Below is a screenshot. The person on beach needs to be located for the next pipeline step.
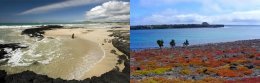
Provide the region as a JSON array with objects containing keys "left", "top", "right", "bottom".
[{"left": 72, "top": 33, "right": 75, "bottom": 39}]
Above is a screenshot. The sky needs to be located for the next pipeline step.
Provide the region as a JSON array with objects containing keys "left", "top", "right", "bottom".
[
  {"left": 131, "top": 0, "right": 260, "bottom": 25},
  {"left": 0, "top": 0, "right": 129, "bottom": 23}
]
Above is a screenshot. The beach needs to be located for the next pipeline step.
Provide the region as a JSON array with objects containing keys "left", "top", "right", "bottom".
[
  {"left": 44, "top": 27, "right": 129, "bottom": 80},
  {"left": 0, "top": 24, "right": 130, "bottom": 81}
]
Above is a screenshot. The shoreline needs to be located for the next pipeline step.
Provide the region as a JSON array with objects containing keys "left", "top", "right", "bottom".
[{"left": 131, "top": 39, "right": 260, "bottom": 51}]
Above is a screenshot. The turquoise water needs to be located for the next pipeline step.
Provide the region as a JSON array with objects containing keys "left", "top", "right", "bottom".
[{"left": 130, "top": 25, "right": 260, "bottom": 49}]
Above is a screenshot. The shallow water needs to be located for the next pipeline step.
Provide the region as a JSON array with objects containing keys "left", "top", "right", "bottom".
[
  {"left": 130, "top": 25, "right": 260, "bottom": 49},
  {"left": 0, "top": 29, "right": 104, "bottom": 80}
]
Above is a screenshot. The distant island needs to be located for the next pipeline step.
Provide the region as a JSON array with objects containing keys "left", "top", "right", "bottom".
[{"left": 131, "top": 22, "right": 224, "bottom": 30}]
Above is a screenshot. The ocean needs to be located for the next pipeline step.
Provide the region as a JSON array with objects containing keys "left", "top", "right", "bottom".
[
  {"left": 130, "top": 25, "right": 260, "bottom": 49},
  {"left": 0, "top": 23, "right": 126, "bottom": 29}
]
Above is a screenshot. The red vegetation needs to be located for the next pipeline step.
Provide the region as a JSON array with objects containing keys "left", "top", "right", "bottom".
[{"left": 131, "top": 41, "right": 259, "bottom": 82}]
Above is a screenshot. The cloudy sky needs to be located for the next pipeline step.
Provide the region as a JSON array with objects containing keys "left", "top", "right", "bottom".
[
  {"left": 131, "top": 0, "right": 260, "bottom": 25},
  {"left": 0, "top": 0, "right": 129, "bottom": 23}
]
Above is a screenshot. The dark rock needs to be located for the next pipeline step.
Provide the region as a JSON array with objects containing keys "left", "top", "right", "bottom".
[
  {"left": 52, "top": 78, "right": 65, "bottom": 83},
  {"left": 5, "top": 70, "right": 37, "bottom": 83},
  {"left": 136, "top": 67, "right": 141, "bottom": 70},
  {"left": 33, "top": 75, "right": 52, "bottom": 83},
  {"left": 109, "top": 30, "right": 130, "bottom": 58},
  {"left": 112, "top": 38, "right": 129, "bottom": 58},
  {"left": 230, "top": 65, "right": 237, "bottom": 70},
  {"left": 0, "top": 43, "right": 28, "bottom": 59},
  {"left": 0, "top": 49, "right": 7, "bottom": 59},
  {"left": 0, "top": 70, "right": 7, "bottom": 82},
  {"left": 203, "top": 69, "right": 210, "bottom": 75},
  {"left": 2, "top": 68, "right": 129, "bottom": 83},
  {"left": 21, "top": 25, "right": 63, "bottom": 39},
  {"left": 245, "top": 64, "right": 254, "bottom": 69},
  {"left": 231, "top": 63, "right": 238, "bottom": 66},
  {"left": 0, "top": 43, "right": 28, "bottom": 49},
  {"left": 192, "top": 76, "right": 195, "bottom": 79}
]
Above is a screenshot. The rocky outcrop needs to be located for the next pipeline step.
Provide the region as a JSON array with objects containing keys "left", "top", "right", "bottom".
[
  {"left": 21, "top": 25, "right": 63, "bottom": 39},
  {"left": 0, "top": 43, "right": 28, "bottom": 49},
  {"left": 0, "top": 49, "right": 8, "bottom": 59},
  {"left": 109, "top": 30, "right": 130, "bottom": 57},
  {"left": 0, "top": 43, "right": 28, "bottom": 59},
  {"left": 112, "top": 39, "right": 130, "bottom": 57}
]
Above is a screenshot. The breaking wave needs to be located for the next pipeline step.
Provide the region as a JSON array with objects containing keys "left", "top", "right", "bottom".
[{"left": 0, "top": 29, "right": 63, "bottom": 67}]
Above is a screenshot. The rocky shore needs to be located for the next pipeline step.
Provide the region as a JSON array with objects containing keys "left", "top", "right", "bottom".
[{"left": 109, "top": 30, "right": 130, "bottom": 57}]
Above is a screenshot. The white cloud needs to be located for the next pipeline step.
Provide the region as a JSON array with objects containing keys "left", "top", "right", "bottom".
[
  {"left": 133, "top": 0, "right": 260, "bottom": 25},
  {"left": 85, "top": 1, "right": 129, "bottom": 22},
  {"left": 19, "top": 0, "right": 109, "bottom": 15},
  {"left": 138, "top": 0, "right": 260, "bottom": 13},
  {"left": 139, "top": 0, "right": 260, "bottom": 7},
  {"left": 138, "top": 9, "right": 260, "bottom": 25}
]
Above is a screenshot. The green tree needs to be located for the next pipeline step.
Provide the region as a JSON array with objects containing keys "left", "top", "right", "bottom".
[
  {"left": 170, "top": 39, "right": 176, "bottom": 48},
  {"left": 183, "top": 39, "right": 189, "bottom": 47},
  {"left": 157, "top": 40, "right": 164, "bottom": 49}
]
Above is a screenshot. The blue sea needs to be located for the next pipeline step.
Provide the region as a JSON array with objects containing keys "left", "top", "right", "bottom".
[{"left": 130, "top": 25, "right": 260, "bottom": 49}]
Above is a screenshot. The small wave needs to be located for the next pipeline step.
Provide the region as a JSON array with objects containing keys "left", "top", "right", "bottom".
[
  {"left": 4, "top": 48, "right": 31, "bottom": 67},
  {"left": 0, "top": 25, "right": 38, "bottom": 29}
]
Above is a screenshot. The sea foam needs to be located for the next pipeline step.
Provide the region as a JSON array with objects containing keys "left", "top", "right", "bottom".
[{"left": 3, "top": 37, "right": 63, "bottom": 67}]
